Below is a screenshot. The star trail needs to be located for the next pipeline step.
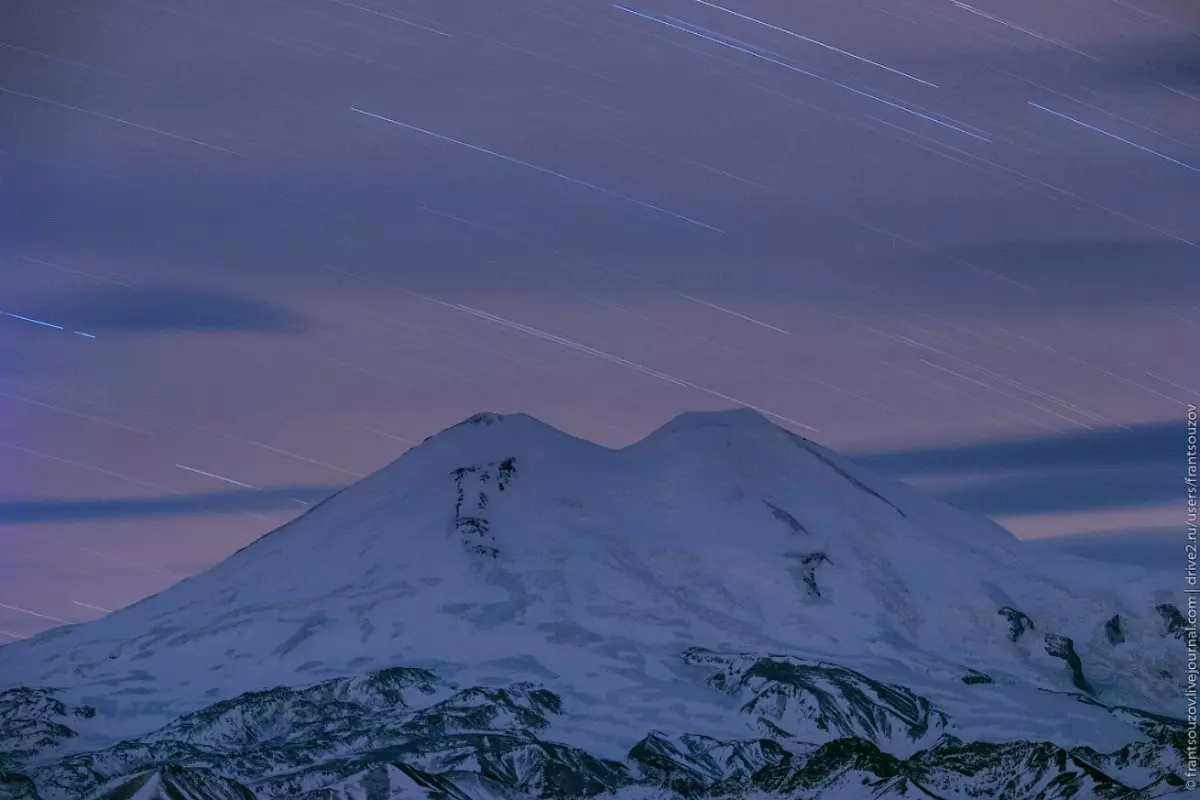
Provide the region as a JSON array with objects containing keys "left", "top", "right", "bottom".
[{"left": 1, "top": 0, "right": 1196, "bottom": 636}]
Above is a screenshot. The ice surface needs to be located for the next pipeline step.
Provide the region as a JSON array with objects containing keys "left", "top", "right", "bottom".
[{"left": 0, "top": 410, "right": 1185, "bottom": 798}]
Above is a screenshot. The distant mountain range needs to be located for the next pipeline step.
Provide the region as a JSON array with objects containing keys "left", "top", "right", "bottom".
[{"left": 0, "top": 410, "right": 1188, "bottom": 799}]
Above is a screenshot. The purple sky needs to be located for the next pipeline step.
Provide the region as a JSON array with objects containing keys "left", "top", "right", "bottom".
[{"left": 1, "top": 0, "right": 1197, "bottom": 638}]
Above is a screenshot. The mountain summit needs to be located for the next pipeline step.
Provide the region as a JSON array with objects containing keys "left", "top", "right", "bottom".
[{"left": 0, "top": 410, "right": 1187, "bottom": 799}]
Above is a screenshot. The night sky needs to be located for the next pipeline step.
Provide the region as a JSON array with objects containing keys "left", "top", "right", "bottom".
[{"left": 1, "top": 0, "right": 1196, "bottom": 639}]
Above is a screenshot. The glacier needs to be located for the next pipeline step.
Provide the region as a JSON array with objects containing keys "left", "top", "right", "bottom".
[{"left": 0, "top": 410, "right": 1189, "bottom": 799}]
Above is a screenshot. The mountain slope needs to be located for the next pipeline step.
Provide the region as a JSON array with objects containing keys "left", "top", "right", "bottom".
[{"left": 0, "top": 410, "right": 1186, "bottom": 799}]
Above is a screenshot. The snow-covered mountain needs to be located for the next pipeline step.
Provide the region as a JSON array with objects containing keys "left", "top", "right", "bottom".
[{"left": 0, "top": 410, "right": 1189, "bottom": 799}]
